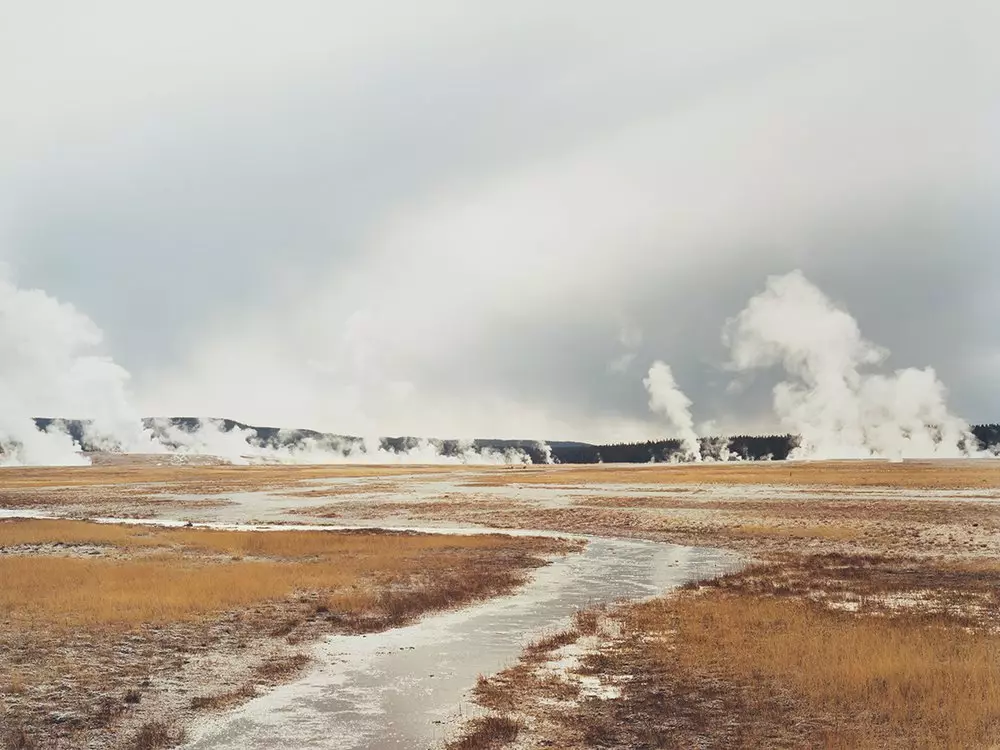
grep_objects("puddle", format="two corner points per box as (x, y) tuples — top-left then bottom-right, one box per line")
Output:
(185, 535), (739, 749)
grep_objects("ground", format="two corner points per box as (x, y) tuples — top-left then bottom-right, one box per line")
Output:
(3, 458), (1000, 748)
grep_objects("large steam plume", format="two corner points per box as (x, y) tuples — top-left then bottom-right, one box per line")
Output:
(724, 271), (978, 459)
(0, 271), (164, 465)
(643, 361), (701, 461)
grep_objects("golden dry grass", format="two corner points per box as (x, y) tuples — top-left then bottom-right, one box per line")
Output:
(466, 459), (1000, 489)
(0, 463), (451, 490)
(7, 459), (1000, 498)
(446, 715), (524, 750)
(2, 556), (361, 627)
(0, 519), (570, 629)
(1, 519), (575, 748)
(0, 519), (166, 548)
(732, 523), (863, 541)
(0, 518), (526, 556)
(456, 552), (1000, 749)
(629, 591), (1000, 749)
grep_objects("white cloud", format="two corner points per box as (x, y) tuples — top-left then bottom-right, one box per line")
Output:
(2, 1), (999, 441)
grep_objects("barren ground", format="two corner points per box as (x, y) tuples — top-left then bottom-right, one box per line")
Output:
(4, 458), (1000, 749)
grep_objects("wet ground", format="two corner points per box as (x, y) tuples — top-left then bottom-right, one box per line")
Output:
(185, 536), (738, 749)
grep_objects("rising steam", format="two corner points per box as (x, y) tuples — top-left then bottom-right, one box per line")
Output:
(0, 272), (162, 465)
(0, 271), (536, 467)
(723, 271), (979, 460)
(643, 361), (701, 461)
(1, 266), (988, 466)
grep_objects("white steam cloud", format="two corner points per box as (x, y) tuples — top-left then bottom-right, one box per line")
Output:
(2, 265), (989, 466)
(0, 272), (162, 465)
(0, 271), (535, 467)
(153, 422), (531, 467)
(723, 270), (979, 460)
(643, 361), (701, 461)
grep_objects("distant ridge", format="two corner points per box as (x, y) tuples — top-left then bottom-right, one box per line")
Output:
(29, 418), (1000, 463)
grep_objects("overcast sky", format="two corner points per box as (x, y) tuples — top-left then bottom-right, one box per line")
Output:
(2, 1), (998, 441)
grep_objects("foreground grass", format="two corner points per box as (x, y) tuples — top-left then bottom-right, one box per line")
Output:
(0, 519), (577, 748)
(0, 520), (562, 629)
(465, 554), (1000, 750)
(634, 592), (1000, 748)
(445, 715), (524, 750)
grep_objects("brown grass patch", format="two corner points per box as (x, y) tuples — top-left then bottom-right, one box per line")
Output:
(1, 519), (579, 748)
(445, 715), (524, 749)
(0, 520), (573, 629)
(464, 460), (1000, 490)
(631, 591), (1000, 748)
(256, 652), (310, 681)
(573, 494), (1000, 527)
(0, 463), (450, 491)
(2, 726), (36, 750)
(190, 684), (257, 711)
(129, 721), (184, 750)
(572, 608), (601, 636)
(698, 553), (1000, 623)
(732, 523), (863, 541)
(524, 629), (579, 661)
(456, 553), (1000, 749)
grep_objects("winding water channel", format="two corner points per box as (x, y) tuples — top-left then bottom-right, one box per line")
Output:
(185, 533), (740, 750)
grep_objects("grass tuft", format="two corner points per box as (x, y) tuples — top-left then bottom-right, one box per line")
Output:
(446, 715), (524, 749)
(129, 721), (183, 750)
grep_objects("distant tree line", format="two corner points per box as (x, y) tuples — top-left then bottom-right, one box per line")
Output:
(20, 418), (1000, 463)
(544, 435), (794, 463)
(972, 424), (1000, 450)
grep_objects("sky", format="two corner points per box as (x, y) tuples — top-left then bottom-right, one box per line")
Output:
(2, 1), (998, 443)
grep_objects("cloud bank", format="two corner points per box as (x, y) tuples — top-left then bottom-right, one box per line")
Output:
(1, 2), (998, 454)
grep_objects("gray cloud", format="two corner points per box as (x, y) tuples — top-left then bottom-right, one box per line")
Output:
(2, 1), (998, 442)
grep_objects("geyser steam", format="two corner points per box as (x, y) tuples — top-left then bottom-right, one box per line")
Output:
(643, 361), (701, 461)
(0, 272), (162, 466)
(0, 272), (535, 466)
(724, 270), (978, 459)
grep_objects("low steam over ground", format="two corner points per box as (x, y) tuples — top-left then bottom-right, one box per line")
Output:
(0, 270), (996, 466)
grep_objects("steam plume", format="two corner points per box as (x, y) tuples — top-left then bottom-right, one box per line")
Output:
(0, 272), (535, 466)
(0, 271), (161, 465)
(724, 271), (978, 459)
(643, 361), (701, 461)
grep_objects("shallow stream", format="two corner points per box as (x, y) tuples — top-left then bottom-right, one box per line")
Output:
(185, 534), (739, 749)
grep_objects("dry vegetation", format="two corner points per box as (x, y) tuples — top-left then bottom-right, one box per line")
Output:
(465, 459), (1000, 489)
(349, 486), (999, 560)
(0, 518), (577, 749)
(428, 463), (1000, 749)
(0, 462), (449, 517)
(0, 520), (559, 629)
(7, 459), (1000, 748)
(464, 554), (1000, 749)
(445, 715), (524, 750)
(0, 463), (451, 491)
